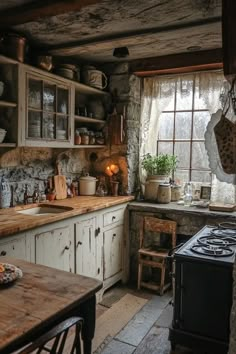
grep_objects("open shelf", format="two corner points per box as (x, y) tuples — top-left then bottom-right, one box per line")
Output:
(0, 100), (17, 108)
(74, 115), (106, 124)
(72, 144), (106, 148)
(0, 143), (16, 147)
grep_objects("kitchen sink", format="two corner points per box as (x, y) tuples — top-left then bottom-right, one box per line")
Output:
(16, 205), (73, 216)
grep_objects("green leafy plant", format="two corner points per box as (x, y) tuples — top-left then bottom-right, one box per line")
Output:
(141, 153), (178, 176)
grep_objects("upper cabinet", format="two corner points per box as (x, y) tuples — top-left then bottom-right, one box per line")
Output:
(18, 65), (73, 148)
(0, 54), (111, 148)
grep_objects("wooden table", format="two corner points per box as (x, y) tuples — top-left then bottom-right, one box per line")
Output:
(0, 257), (102, 354)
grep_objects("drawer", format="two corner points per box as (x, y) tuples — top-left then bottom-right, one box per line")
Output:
(103, 207), (125, 227)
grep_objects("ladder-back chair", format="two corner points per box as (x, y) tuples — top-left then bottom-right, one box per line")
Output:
(137, 216), (177, 295)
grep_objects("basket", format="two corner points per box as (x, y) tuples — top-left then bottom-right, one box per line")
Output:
(0, 129), (6, 143)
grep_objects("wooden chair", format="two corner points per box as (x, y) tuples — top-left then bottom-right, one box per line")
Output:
(137, 216), (177, 295)
(18, 316), (83, 354)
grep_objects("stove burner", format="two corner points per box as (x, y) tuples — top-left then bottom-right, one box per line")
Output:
(211, 228), (236, 238)
(191, 244), (234, 257)
(218, 222), (236, 230)
(198, 235), (236, 247)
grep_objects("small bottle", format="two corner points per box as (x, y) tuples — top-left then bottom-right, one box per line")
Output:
(96, 176), (108, 197)
(183, 182), (193, 206)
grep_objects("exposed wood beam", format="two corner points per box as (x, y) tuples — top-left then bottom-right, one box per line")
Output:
(0, 0), (102, 28)
(222, 0), (236, 82)
(130, 49), (223, 75)
(45, 16), (221, 56)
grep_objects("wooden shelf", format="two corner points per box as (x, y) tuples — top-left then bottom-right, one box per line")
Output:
(0, 143), (16, 147)
(72, 144), (106, 148)
(74, 81), (110, 97)
(74, 115), (106, 124)
(0, 100), (17, 108)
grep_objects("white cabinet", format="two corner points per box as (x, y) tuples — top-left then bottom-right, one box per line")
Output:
(103, 225), (123, 280)
(75, 214), (103, 281)
(74, 203), (128, 295)
(29, 221), (74, 272)
(0, 232), (30, 261)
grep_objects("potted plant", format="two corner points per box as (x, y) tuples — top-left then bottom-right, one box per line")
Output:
(141, 153), (178, 201)
(141, 153), (178, 177)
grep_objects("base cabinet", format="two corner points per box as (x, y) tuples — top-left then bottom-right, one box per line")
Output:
(0, 233), (30, 261)
(75, 214), (103, 281)
(35, 224), (73, 272)
(103, 225), (123, 280)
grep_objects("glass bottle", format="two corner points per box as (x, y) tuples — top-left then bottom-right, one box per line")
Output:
(183, 182), (193, 206)
(96, 176), (108, 197)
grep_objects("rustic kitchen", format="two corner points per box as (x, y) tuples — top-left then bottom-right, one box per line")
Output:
(0, 1), (235, 354)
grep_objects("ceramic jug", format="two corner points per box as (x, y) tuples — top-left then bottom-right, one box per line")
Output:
(81, 66), (107, 90)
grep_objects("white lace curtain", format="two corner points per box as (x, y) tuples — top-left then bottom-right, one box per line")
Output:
(139, 70), (236, 203)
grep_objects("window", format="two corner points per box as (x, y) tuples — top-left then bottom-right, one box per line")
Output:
(157, 75), (212, 183)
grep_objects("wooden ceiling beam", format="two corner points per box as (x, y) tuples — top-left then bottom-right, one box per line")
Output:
(44, 17), (221, 55)
(130, 49), (223, 75)
(0, 0), (102, 28)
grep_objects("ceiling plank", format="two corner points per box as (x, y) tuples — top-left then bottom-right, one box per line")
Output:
(130, 49), (223, 74)
(45, 17), (221, 56)
(0, 0), (102, 28)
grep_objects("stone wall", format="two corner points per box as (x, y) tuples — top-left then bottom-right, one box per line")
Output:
(0, 147), (90, 205)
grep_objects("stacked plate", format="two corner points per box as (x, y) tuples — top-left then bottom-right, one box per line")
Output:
(28, 122), (40, 138)
(56, 129), (67, 140)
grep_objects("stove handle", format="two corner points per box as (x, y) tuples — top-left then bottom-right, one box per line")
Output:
(167, 243), (184, 257)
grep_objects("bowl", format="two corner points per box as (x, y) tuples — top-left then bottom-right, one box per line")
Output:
(0, 129), (6, 143)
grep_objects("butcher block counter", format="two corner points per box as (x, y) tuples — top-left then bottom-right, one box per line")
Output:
(0, 195), (134, 238)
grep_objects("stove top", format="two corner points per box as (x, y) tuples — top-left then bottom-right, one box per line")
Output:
(175, 225), (236, 265)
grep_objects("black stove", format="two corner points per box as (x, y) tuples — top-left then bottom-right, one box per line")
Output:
(177, 225), (236, 264)
(169, 225), (234, 354)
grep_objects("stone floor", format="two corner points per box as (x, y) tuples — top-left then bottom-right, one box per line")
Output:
(94, 284), (192, 354)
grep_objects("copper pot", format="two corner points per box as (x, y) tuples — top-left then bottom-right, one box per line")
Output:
(36, 56), (53, 71)
(0, 33), (27, 62)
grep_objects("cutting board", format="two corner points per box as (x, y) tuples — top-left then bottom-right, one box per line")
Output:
(53, 163), (67, 200)
(208, 202), (236, 212)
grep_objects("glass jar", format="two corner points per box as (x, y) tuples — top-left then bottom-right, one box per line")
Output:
(89, 131), (95, 145)
(95, 132), (105, 145)
(157, 183), (171, 204)
(171, 185), (181, 201)
(96, 176), (108, 197)
(80, 128), (89, 145)
(74, 129), (81, 145)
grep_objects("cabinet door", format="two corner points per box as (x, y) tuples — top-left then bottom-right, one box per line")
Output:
(75, 215), (102, 280)
(35, 225), (72, 272)
(0, 234), (28, 260)
(103, 225), (123, 280)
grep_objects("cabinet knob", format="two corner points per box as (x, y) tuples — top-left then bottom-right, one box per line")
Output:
(76, 241), (82, 247)
(0, 251), (6, 256)
(64, 246), (70, 251)
(112, 216), (116, 221)
(97, 268), (100, 274)
(113, 233), (116, 237)
(95, 227), (101, 237)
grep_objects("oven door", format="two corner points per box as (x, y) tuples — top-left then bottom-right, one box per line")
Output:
(174, 259), (232, 341)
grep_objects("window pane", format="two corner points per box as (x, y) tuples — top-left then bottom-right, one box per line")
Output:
(174, 142), (190, 168)
(160, 80), (175, 110)
(43, 84), (55, 112)
(175, 169), (190, 185)
(28, 111), (41, 138)
(176, 78), (193, 110)
(157, 142), (173, 155)
(194, 77), (208, 110)
(175, 112), (192, 139)
(57, 88), (69, 114)
(191, 170), (211, 183)
(43, 112), (55, 139)
(158, 112), (174, 139)
(28, 79), (41, 109)
(193, 111), (211, 139)
(192, 142), (210, 169)
(56, 115), (68, 140)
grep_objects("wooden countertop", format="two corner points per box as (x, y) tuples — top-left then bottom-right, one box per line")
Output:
(0, 196), (134, 239)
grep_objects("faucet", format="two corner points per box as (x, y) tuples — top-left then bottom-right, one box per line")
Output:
(24, 184), (40, 204)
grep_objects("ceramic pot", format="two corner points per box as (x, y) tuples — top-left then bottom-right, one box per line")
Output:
(87, 99), (105, 120)
(81, 66), (107, 90)
(79, 174), (98, 195)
